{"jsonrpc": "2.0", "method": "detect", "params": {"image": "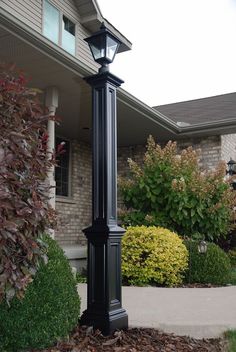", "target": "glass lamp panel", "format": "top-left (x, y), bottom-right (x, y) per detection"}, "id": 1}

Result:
top-left (43, 0), bottom-right (60, 44)
top-left (90, 41), bottom-right (105, 60)
top-left (88, 34), bottom-right (106, 61)
top-left (232, 163), bottom-right (236, 174)
top-left (106, 35), bottom-right (119, 61)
